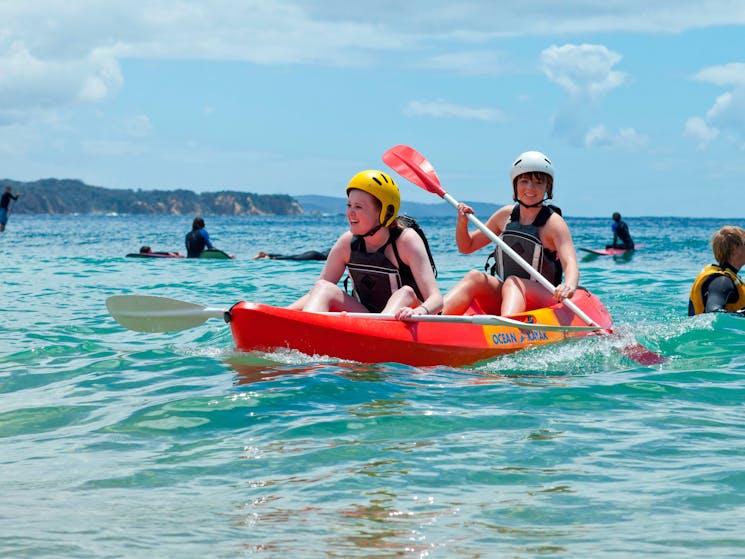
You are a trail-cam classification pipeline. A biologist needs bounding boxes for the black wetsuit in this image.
[608,219,634,250]
[0,191,18,210]
[264,250,328,261]
[185,229,213,258]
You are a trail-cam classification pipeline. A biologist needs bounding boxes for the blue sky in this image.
[1,1,744,217]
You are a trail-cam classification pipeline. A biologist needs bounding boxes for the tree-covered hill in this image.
[0,178,303,216]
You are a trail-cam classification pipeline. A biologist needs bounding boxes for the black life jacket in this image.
[485,204,563,285]
[346,229,429,313]
[185,230,206,258]
[397,215,437,278]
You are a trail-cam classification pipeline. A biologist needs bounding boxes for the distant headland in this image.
[0,178,502,217]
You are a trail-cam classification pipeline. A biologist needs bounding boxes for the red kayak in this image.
[227,288,613,367]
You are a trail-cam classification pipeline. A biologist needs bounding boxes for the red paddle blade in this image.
[619,343,668,365]
[382,145,445,197]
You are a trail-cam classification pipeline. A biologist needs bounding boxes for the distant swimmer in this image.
[688,225,745,317]
[254,250,328,261]
[606,212,634,250]
[0,186,20,233]
[185,216,214,258]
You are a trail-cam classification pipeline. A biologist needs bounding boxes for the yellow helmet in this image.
[345,170,400,227]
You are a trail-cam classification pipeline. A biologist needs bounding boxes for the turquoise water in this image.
[2,214,744,558]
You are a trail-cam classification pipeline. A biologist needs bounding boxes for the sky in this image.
[1,1,745,217]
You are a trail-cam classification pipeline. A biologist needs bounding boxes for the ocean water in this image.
[1,213,744,558]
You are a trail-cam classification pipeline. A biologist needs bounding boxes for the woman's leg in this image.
[442,270,502,315]
[380,285,419,315]
[301,279,368,313]
[500,277,556,315]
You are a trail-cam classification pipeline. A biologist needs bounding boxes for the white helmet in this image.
[509,151,554,182]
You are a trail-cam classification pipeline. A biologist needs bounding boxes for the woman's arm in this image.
[455,205,509,254]
[548,215,579,298]
[397,229,442,314]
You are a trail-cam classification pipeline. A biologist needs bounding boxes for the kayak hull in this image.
[228,289,613,367]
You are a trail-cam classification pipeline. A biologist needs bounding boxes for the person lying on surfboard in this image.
[442,150,579,316]
[607,212,635,250]
[289,170,442,320]
[688,225,745,317]
[254,249,328,261]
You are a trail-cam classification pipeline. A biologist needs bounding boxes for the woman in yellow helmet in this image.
[688,226,745,316]
[290,170,442,319]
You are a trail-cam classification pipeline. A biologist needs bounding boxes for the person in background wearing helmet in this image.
[442,150,579,316]
[607,212,635,250]
[688,226,745,316]
[185,216,214,258]
[289,170,442,319]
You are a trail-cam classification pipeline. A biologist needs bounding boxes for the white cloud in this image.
[0,1,741,121]
[692,62,745,86]
[584,125,649,150]
[684,117,719,149]
[403,100,505,122]
[541,43,633,148]
[0,40,122,117]
[298,1,745,34]
[540,44,627,102]
[686,63,745,149]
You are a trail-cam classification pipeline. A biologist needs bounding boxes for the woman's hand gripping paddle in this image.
[382,144,667,366]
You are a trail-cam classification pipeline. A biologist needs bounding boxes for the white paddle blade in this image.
[106,295,226,333]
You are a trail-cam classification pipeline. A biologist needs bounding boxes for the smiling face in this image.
[514,172,549,205]
[346,189,382,235]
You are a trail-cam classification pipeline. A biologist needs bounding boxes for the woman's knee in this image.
[309,279,339,297]
[464,269,487,284]
[392,285,418,305]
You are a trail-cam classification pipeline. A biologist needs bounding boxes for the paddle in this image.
[382,144,667,365]
[106,295,226,333]
[106,295,601,334]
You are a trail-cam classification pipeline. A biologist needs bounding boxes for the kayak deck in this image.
[227,289,613,367]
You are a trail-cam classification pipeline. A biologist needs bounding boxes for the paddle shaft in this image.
[107,295,600,334]
[315,310,600,332]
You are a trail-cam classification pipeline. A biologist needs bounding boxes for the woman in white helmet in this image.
[442,150,579,316]
[289,170,442,319]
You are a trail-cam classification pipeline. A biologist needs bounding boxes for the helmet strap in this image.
[517,197,547,209]
[362,224,384,237]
